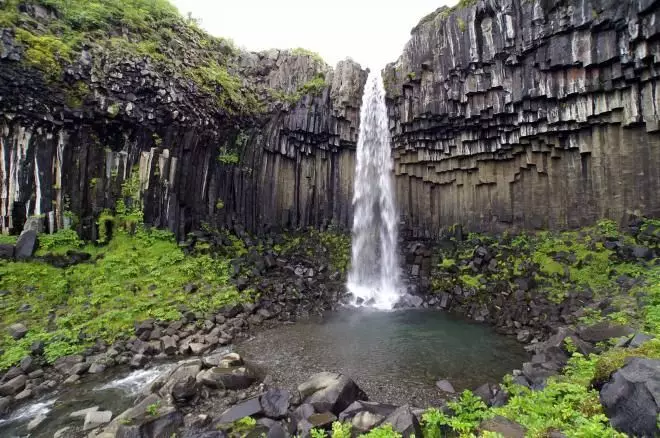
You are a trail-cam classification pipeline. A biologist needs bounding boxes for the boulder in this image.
[215,397,263,424]
[435,379,455,393]
[171,376,197,403]
[338,401,397,422]
[8,323,28,340]
[308,412,337,428]
[197,366,256,390]
[162,335,177,355]
[351,411,385,432]
[0,374,27,396]
[261,389,290,419]
[0,396,11,415]
[600,358,660,437]
[83,410,113,431]
[298,372,367,415]
[70,406,100,418]
[117,405,184,437]
[383,405,422,438]
[0,244,14,259]
[627,333,654,348]
[15,230,37,260]
[53,354,84,373]
[130,354,148,368]
[267,422,288,438]
[479,416,526,438]
[578,322,634,343]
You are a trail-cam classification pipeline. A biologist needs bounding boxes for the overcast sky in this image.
[171,0,455,69]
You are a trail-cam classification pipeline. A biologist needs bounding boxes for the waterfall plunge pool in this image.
[238,308,529,407]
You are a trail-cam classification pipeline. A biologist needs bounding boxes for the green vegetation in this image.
[457,18,466,32]
[423,391,492,436]
[291,47,325,65]
[146,401,161,416]
[269,73,328,105]
[1,0,260,113]
[275,227,351,274]
[0,223,251,369]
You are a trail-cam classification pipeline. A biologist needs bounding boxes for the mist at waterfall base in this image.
[347,71,402,310]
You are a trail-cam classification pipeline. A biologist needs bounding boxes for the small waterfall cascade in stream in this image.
[347,71,401,310]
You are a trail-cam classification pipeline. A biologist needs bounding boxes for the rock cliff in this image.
[384,0,660,236]
[0,0,366,238]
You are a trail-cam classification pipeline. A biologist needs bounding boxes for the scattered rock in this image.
[435,379,455,393]
[0,374,27,396]
[216,397,263,424]
[383,405,422,438]
[172,375,198,403]
[578,322,634,343]
[0,397,10,415]
[83,410,113,431]
[627,333,654,348]
[70,406,100,418]
[162,335,177,355]
[298,372,367,415]
[308,412,337,428]
[8,323,27,340]
[261,388,290,419]
[351,411,385,432]
[0,244,15,259]
[479,416,527,438]
[600,358,660,437]
[198,366,256,390]
[130,354,148,368]
[53,426,72,438]
[15,230,37,260]
[27,413,47,432]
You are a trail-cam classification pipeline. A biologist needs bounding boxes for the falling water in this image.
[347,71,401,310]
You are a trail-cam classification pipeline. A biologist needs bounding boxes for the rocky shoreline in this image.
[0,223,659,436]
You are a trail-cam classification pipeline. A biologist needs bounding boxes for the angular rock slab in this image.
[600,358,660,437]
[383,405,422,438]
[260,388,290,419]
[298,372,367,415]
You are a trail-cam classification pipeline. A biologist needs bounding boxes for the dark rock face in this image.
[384,0,660,235]
[600,358,660,437]
[0,36,366,238]
[14,230,36,259]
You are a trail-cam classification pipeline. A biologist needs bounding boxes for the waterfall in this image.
[347,71,401,310]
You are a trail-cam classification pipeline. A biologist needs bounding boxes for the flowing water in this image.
[0,363,174,437]
[347,71,401,310]
[238,309,529,407]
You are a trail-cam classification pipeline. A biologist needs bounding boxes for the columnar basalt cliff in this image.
[0,2,366,238]
[384,0,660,237]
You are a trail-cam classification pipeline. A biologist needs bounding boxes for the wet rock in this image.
[8,323,27,340]
[435,379,455,393]
[15,230,37,260]
[70,362,90,376]
[600,358,660,437]
[298,372,367,415]
[2,366,23,381]
[190,342,212,355]
[479,416,526,438]
[88,361,108,374]
[53,426,72,438]
[292,403,315,423]
[70,406,100,418]
[27,413,47,432]
[0,396,10,415]
[383,405,422,438]
[197,366,256,390]
[130,354,148,368]
[516,330,532,343]
[308,412,337,428]
[261,389,291,419]
[172,375,198,403]
[0,374,26,396]
[14,388,32,401]
[578,322,634,343]
[83,410,113,431]
[158,361,202,400]
[473,383,496,406]
[117,404,184,437]
[215,397,263,424]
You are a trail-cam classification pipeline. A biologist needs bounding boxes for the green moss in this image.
[14,28,76,79]
[188,62,261,114]
[107,103,121,117]
[0,227,250,370]
[457,17,466,32]
[269,73,328,105]
[406,72,416,80]
[291,47,325,64]
[64,81,90,108]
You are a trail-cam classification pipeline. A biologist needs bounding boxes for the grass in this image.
[1,0,261,113]
[269,73,328,105]
[0,227,251,370]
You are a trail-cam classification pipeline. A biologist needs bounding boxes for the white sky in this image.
[171,0,455,69]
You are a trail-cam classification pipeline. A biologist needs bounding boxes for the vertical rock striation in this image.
[0,16,366,238]
[383,0,660,237]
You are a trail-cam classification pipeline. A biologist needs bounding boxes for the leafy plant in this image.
[146,401,160,416]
